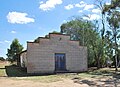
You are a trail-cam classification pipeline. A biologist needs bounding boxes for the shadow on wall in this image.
[5,65,27,77]
[5,65,55,77]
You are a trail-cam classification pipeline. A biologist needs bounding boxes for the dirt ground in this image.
[0,61,120,87]
[0,76,120,87]
[0,77,83,87]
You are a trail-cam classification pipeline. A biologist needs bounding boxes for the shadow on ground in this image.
[72,69,120,87]
[73,77,120,87]
[4,65,120,87]
[0,68,5,69]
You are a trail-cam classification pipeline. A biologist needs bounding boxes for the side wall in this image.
[20,52,27,67]
[27,34,87,73]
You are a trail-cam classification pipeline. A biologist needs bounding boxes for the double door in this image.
[55,53,66,71]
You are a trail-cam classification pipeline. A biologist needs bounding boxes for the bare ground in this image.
[0,77,86,87]
[0,61,120,87]
[0,76,120,87]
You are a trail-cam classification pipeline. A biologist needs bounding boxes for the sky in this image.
[0,0,110,58]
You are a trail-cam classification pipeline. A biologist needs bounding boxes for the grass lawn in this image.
[0,61,120,83]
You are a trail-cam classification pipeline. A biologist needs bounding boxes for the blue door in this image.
[55,53,66,71]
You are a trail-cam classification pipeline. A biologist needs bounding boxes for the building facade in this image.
[22,33,87,74]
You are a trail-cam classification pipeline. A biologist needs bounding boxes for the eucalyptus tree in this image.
[103,0,120,70]
[108,11,120,71]
[95,0,106,39]
[103,0,120,12]
[104,31,113,63]
[60,18,104,68]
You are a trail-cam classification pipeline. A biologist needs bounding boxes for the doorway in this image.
[55,53,66,71]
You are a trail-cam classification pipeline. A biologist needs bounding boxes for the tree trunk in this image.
[96,54,100,69]
[115,34,118,71]
[115,50,118,71]
[97,58,100,69]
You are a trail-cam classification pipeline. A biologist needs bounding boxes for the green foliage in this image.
[6,38,23,63]
[51,31,61,34]
[103,0,120,71]
[61,18,95,45]
[60,18,104,67]
[103,0,120,14]
[107,11,120,29]
[104,30,113,61]
[0,57,5,61]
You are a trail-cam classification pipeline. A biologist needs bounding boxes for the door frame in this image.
[55,53,66,71]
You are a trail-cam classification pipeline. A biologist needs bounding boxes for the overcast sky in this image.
[0,0,110,58]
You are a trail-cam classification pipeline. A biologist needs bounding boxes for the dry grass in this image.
[0,61,120,87]
[0,61,9,76]
[0,61,120,83]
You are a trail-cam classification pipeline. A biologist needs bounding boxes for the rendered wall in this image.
[27,34,87,73]
[20,52,27,67]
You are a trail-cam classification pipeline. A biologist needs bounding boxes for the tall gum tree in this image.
[60,18,104,68]
[103,0,120,71]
